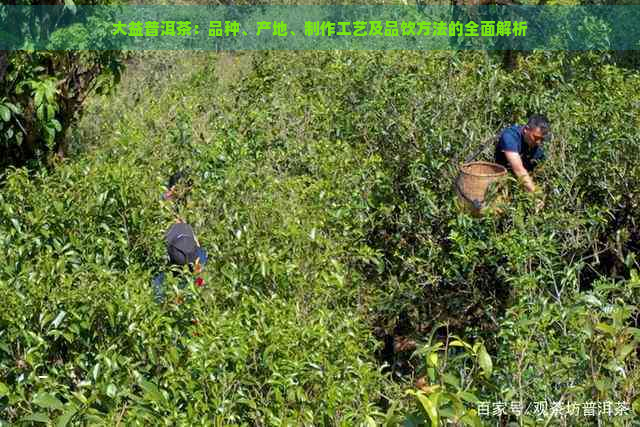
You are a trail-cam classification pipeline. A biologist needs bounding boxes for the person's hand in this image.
[162,190,174,201]
[162,185,177,201]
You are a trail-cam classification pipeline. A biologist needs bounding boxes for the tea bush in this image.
[204,49,640,425]
[0,52,394,425]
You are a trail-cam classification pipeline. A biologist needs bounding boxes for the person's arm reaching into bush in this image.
[504,151,536,193]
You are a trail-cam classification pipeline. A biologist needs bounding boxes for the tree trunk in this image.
[0,51,10,86]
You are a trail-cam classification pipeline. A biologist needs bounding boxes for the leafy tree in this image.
[0,0,124,170]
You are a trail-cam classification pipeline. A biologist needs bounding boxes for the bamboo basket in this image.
[455,161,507,216]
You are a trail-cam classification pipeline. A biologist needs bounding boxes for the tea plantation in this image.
[1,48,639,425]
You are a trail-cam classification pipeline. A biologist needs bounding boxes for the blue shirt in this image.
[494,125,545,172]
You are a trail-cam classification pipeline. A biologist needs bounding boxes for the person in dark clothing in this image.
[151,220,208,303]
[165,221,207,268]
[162,169,193,202]
[495,115,550,193]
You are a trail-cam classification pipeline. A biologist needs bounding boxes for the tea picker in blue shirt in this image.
[152,220,208,303]
[494,115,550,197]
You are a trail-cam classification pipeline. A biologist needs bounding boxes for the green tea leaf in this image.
[442,372,459,388]
[55,406,77,427]
[583,294,601,307]
[617,343,636,361]
[0,105,10,122]
[439,392,464,415]
[51,311,66,329]
[449,340,472,350]
[477,343,493,379]
[595,322,616,335]
[460,409,483,427]
[427,352,438,368]
[0,383,9,397]
[106,384,117,398]
[364,415,376,427]
[21,412,50,423]
[459,391,479,403]
[34,90,44,108]
[414,391,439,427]
[33,392,64,411]
[140,379,165,404]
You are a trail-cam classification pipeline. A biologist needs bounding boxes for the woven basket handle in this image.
[464,134,500,164]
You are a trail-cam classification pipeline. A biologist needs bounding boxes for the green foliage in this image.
[406,332,488,427]
[0,52,393,425]
[217,49,640,424]
[2,46,640,425]
[15,77,62,149]
[0,1,125,169]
